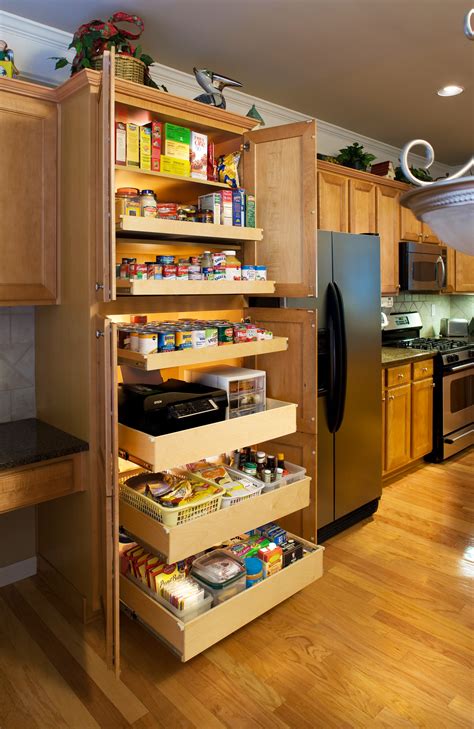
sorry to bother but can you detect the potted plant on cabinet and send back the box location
[336,142,376,171]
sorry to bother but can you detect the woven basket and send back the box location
[92,53,145,85]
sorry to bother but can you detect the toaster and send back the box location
[440,318,469,337]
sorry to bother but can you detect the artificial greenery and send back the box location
[394,165,433,183]
[336,142,376,171]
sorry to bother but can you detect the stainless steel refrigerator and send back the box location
[287,231,382,541]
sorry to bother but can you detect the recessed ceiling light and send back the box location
[437,84,464,96]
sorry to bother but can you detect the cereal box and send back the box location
[126,123,139,167]
[160,155,191,177]
[219,189,233,226]
[115,122,126,166]
[151,121,162,171]
[164,122,191,145]
[190,131,208,180]
[164,139,190,160]
[232,189,245,227]
[140,125,151,170]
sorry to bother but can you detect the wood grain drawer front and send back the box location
[120,477,310,563]
[0,459,77,513]
[386,365,411,387]
[118,399,297,472]
[120,537,323,661]
[412,360,434,381]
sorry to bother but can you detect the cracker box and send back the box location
[164,139,190,160]
[190,131,208,180]
[160,155,191,177]
[232,189,245,227]
[164,122,191,145]
[140,125,152,170]
[198,193,221,224]
[115,122,126,166]
[126,123,139,168]
[219,189,233,226]
[151,121,162,171]
[246,194,256,228]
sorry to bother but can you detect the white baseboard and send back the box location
[0,556,37,587]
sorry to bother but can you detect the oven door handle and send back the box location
[436,255,446,288]
[444,429,474,444]
[445,362,474,372]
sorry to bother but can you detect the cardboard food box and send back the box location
[151,121,162,171]
[160,155,191,177]
[164,122,191,145]
[232,189,246,227]
[219,189,233,226]
[115,122,126,166]
[140,125,152,170]
[164,139,190,160]
[198,193,222,224]
[190,131,208,180]
[126,123,140,168]
[246,194,256,228]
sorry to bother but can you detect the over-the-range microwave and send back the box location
[399,241,447,292]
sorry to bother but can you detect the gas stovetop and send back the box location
[393,337,469,352]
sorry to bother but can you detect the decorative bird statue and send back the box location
[193,68,242,109]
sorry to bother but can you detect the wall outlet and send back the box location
[381,297,394,308]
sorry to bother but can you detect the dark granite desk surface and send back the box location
[382,348,437,367]
[0,418,88,472]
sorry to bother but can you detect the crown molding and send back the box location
[0,9,455,177]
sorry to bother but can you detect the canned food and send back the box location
[254,265,267,281]
[212,253,226,267]
[204,327,218,347]
[241,265,256,281]
[129,263,148,280]
[138,330,158,355]
[157,330,176,352]
[188,265,202,280]
[146,263,163,280]
[117,326,132,350]
[163,265,177,279]
[213,268,226,281]
[176,264,189,279]
[175,329,193,350]
[189,256,200,265]
[130,315,147,324]
[197,210,213,224]
[233,325,248,343]
[157,255,175,265]
[191,328,207,349]
[129,328,141,352]
[217,323,234,345]
[202,266,214,280]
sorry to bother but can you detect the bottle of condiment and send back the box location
[243,463,257,477]
[263,469,272,484]
[140,189,157,217]
[223,250,242,281]
[277,453,285,471]
[256,451,266,479]
[276,467,284,481]
[249,449,257,464]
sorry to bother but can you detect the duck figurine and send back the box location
[193,68,242,109]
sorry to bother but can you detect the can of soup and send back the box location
[217,323,234,345]
[175,328,193,350]
[157,329,176,352]
[138,330,158,354]
[191,327,207,349]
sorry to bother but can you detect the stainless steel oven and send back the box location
[399,241,447,292]
[442,360,474,458]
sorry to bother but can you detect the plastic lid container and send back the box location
[191,549,245,588]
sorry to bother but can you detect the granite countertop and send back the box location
[382,347,437,367]
[0,418,88,472]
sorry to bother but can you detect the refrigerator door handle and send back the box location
[326,282,347,433]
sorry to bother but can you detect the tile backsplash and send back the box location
[384,295,474,337]
[0,307,36,423]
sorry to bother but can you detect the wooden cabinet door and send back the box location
[385,384,411,472]
[455,251,474,292]
[245,307,317,434]
[243,121,317,297]
[376,184,400,295]
[382,374,387,475]
[400,205,422,242]
[348,178,376,234]
[317,170,348,232]
[421,223,441,244]
[96,51,115,301]
[0,85,57,304]
[96,315,119,673]
[444,246,456,292]
[256,431,317,542]
[411,378,434,459]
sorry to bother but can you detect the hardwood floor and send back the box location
[0,450,472,728]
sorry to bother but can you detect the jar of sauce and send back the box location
[140,189,157,217]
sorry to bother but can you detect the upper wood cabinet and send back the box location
[317,170,348,232]
[348,178,376,234]
[376,185,400,296]
[445,246,474,293]
[400,205,441,244]
[243,121,317,297]
[0,80,58,304]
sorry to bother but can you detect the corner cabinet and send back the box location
[33,55,322,674]
[0,78,58,304]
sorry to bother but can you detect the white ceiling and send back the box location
[3,0,473,165]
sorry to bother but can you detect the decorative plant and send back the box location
[51,12,167,90]
[395,165,433,183]
[336,142,376,171]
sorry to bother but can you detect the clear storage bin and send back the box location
[125,573,213,622]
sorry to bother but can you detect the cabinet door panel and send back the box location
[455,251,474,292]
[348,178,376,234]
[411,378,434,459]
[385,384,411,472]
[317,170,348,232]
[0,90,57,303]
[400,205,422,242]
[444,246,456,292]
[421,223,441,244]
[243,121,317,297]
[376,185,400,295]
[257,431,317,542]
[245,308,317,434]
[96,51,115,301]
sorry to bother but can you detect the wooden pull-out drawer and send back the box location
[120,476,310,563]
[118,399,297,472]
[386,364,411,387]
[0,454,85,514]
[120,534,323,662]
[412,359,434,381]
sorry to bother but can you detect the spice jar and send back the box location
[116,187,141,218]
[140,189,157,217]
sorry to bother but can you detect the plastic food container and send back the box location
[125,573,213,622]
[191,549,246,605]
[232,461,307,492]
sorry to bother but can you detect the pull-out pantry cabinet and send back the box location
[32,53,322,672]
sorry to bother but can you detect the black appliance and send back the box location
[399,241,447,292]
[118,379,228,436]
[382,312,474,460]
